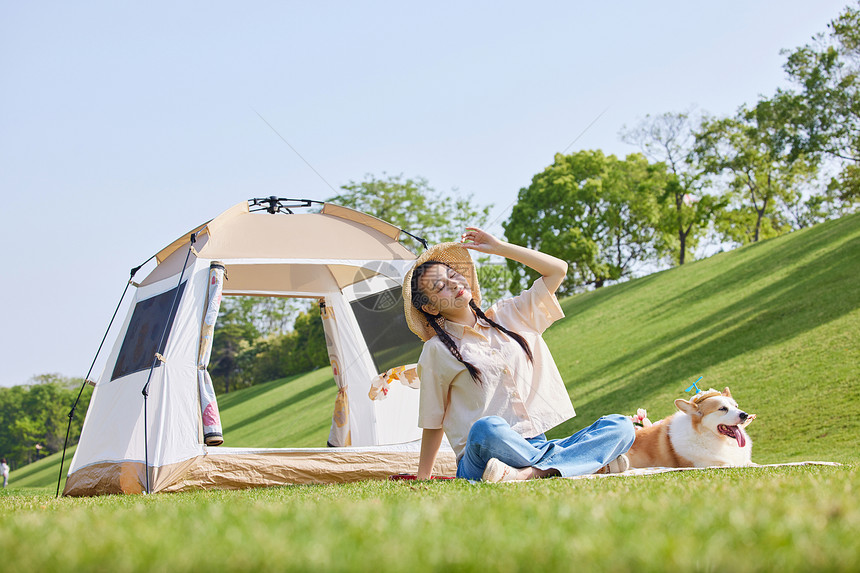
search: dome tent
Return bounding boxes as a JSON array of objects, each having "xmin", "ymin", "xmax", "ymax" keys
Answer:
[{"xmin": 63, "ymin": 198, "xmax": 456, "ymax": 496}]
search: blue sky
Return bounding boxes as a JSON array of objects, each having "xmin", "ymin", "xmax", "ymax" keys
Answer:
[{"xmin": 0, "ymin": 1, "xmax": 848, "ymax": 386}]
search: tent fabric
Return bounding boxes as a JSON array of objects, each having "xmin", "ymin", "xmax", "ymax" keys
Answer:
[
  {"xmin": 197, "ymin": 262, "xmax": 225, "ymax": 445},
  {"xmin": 155, "ymin": 200, "xmax": 246, "ymax": 264},
  {"xmin": 155, "ymin": 201, "xmax": 413, "ymax": 265},
  {"xmin": 69, "ymin": 264, "xmax": 210, "ymax": 476},
  {"xmin": 319, "ymin": 203, "xmax": 402, "ymax": 240},
  {"xmin": 65, "ymin": 201, "xmax": 431, "ymax": 496},
  {"xmin": 322, "ymin": 301, "xmax": 351, "ymax": 447},
  {"xmin": 63, "ymin": 443, "xmax": 457, "ymax": 496}
]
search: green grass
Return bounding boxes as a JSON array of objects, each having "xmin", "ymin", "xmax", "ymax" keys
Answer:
[
  {"xmin": 215, "ymin": 367, "xmax": 337, "ymax": 447},
  {"xmin": 5, "ymin": 446, "xmax": 77, "ymax": 492},
  {"xmin": 5, "ymin": 213, "xmax": 859, "ymax": 571},
  {"xmin": 1, "ymin": 465, "xmax": 857, "ymax": 571}
]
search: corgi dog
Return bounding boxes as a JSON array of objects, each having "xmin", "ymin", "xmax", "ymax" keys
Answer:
[{"xmin": 626, "ymin": 387, "xmax": 756, "ymax": 468}]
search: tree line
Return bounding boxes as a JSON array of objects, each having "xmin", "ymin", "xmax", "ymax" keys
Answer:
[
  {"xmin": 508, "ymin": 2, "xmax": 860, "ymax": 293},
  {"xmin": 0, "ymin": 374, "xmax": 90, "ymax": 471}
]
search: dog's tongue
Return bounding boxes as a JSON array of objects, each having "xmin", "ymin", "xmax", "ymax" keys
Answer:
[{"xmin": 733, "ymin": 427, "xmax": 746, "ymax": 448}]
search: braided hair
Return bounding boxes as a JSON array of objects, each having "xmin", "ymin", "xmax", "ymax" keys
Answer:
[
  {"xmin": 411, "ymin": 261, "xmax": 533, "ymax": 384},
  {"xmin": 468, "ymin": 299, "xmax": 533, "ymax": 363}
]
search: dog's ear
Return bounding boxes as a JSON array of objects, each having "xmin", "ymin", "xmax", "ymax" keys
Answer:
[
  {"xmin": 722, "ymin": 387, "xmax": 732, "ymax": 398},
  {"xmin": 675, "ymin": 398, "xmax": 698, "ymax": 415}
]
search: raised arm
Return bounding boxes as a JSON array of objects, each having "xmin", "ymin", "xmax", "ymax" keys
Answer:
[{"xmin": 460, "ymin": 227, "xmax": 568, "ymax": 293}]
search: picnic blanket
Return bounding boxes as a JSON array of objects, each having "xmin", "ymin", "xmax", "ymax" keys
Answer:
[{"xmin": 565, "ymin": 461, "xmax": 842, "ymax": 480}]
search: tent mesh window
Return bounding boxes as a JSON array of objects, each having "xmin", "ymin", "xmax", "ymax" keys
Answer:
[
  {"xmin": 111, "ymin": 282, "xmax": 187, "ymax": 381},
  {"xmin": 350, "ymin": 286, "xmax": 423, "ymax": 373}
]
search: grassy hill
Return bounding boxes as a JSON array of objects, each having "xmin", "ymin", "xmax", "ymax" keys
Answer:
[
  {"xmin": 11, "ymin": 212, "xmax": 859, "ymax": 490},
  {"xmin": 215, "ymin": 367, "xmax": 337, "ymax": 447},
  {"xmin": 546, "ymin": 211, "xmax": 859, "ymax": 464}
]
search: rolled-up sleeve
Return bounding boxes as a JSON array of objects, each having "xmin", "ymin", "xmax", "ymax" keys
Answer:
[
  {"xmin": 416, "ymin": 340, "xmax": 452, "ymax": 429},
  {"xmin": 491, "ymin": 276, "xmax": 564, "ymax": 334}
]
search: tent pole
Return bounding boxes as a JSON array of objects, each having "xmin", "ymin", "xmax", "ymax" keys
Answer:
[
  {"xmin": 55, "ymin": 257, "xmax": 154, "ymax": 498},
  {"xmin": 141, "ymin": 234, "xmax": 196, "ymax": 494},
  {"xmin": 399, "ymin": 229, "xmax": 428, "ymax": 250}
]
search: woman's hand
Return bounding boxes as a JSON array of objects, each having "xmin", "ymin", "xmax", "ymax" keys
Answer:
[
  {"xmin": 461, "ymin": 226, "xmax": 568, "ymax": 293},
  {"xmin": 460, "ymin": 227, "xmax": 504, "ymax": 255}
]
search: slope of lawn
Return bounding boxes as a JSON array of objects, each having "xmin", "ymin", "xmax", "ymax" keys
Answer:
[
  {"xmin": 6, "ymin": 445, "xmax": 77, "ymax": 493},
  {"xmin": 214, "ymin": 367, "xmax": 337, "ymax": 447}
]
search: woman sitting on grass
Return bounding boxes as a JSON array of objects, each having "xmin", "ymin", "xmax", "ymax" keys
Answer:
[{"xmin": 405, "ymin": 227, "xmax": 634, "ymax": 482}]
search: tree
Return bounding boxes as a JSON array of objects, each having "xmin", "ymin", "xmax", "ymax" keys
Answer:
[
  {"xmin": 475, "ymin": 261, "xmax": 514, "ymax": 309},
  {"xmin": 210, "ymin": 296, "xmax": 304, "ymax": 393},
  {"xmin": 781, "ymin": 1, "xmax": 860, "ymax": 204},
  {"xmin": 243, "ymin": 297, "xmax": 301, "ymax": 337},
  {"xmin": 217, "ymin": 296, "xmax": 301, "ymax": 340},
  {"xmin": 694, "ymin": 98, "xmax": 817, "ymax": 244},
  {"xmin": 0, "ymin": 374, "xmax": 90, "ymax": 469},
  {"xmin": 210, "ymin": 322, "xmax": 253, "ymax": 393},
  {"xmin": 782, "ymin": 3, "xmax": 860, "ymax": 164},
  {"xmin": 327, "ymin": 173, "xmax": 492, "ymax": 252},
  {"xmin": 504, "ymin": 150, "xmax": 670, "ymax": 293},
  {"xmin": 230, "ymin": 307, "xmax": 330, "ymax": 390},
  {"xmin": 620, "ymin": 111, "xmax": 726, "ymax": 264},
  {"xmin": 285, "ymin": 308, "xmax": 329, "ymax": 371},
  {"xmin": 0, "ymin": 386, "xmax": 27, "ymax": 467}
]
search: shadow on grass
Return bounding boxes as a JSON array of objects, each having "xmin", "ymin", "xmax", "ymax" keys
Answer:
[
  {"xmin": 222, "ymin": 377, "xmax": 334, "ymax": 433},
  {"xmin": 9, "ymin": 451, "xmax": 68, "ymax": 481},
  {"xmin": 554, "ymin": 214, "xmax": 860, "ymax": 430},
  {"xmin": 647, "ymin": 214, "xmax": 858, "ymax": 317},
  {"xmin": 6, "ymin": 448, "xmax": 78, "ymax": 491},
  {"xmin": 287, "ymin": 419, "xmax": 334, "ymax": 445},
  {"xmin": 215, "ymin": 371, "xmax": 312, "ymax": 409},
  {"xmin": 558, "ymin": 271, "xmax": 663, "ymax": 323}
]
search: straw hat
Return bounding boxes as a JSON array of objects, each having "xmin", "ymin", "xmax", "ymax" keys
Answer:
[{"xmin": 403, "ymin": 242, "xmax": 481, "ymax": 342}]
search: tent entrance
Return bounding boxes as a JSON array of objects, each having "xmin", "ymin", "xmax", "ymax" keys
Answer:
[{"xmin": 208, "ymin": 280, "xmax": 423, "ymax": 450}]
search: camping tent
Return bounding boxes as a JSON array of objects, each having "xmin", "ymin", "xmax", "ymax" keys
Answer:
[{"xmin": 63, "ymin": 199, "xmax": 456, "ymax": 496}]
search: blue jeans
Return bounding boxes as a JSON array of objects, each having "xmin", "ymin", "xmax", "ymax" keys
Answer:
[{"xmin": 456, "ymin": 414, "xmax": 635, "ymax": 480}]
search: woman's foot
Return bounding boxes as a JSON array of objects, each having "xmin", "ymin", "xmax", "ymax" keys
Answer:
[
  {"xmin": 482, "ymin": 458, "xmax": 559, "ymax": 482},
  {"xmin": 596, "ymin": 453, "xmax": 630, "ymax": 474},
  {"xmin": 482, "ymin": 458, "xmax": 520, "ymax": 482}
]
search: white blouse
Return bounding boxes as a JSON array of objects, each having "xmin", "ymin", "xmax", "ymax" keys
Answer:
[{"xmin": 417, "ymin": 276, "xmax": 576, "ymax": 458}]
